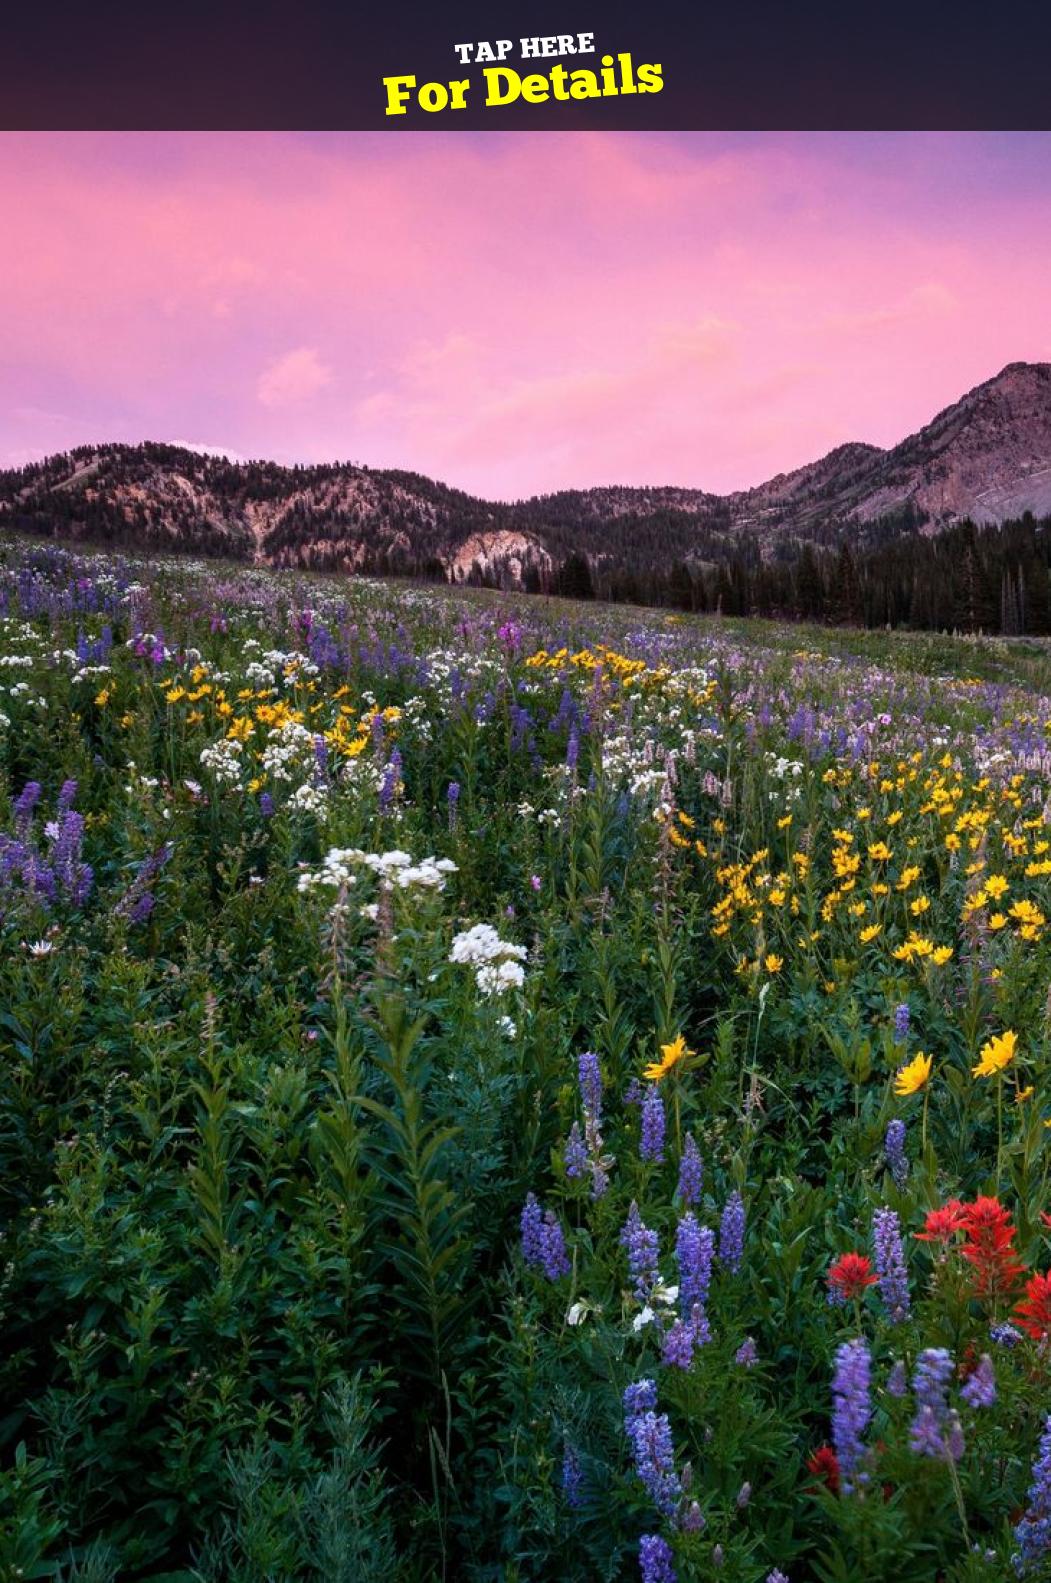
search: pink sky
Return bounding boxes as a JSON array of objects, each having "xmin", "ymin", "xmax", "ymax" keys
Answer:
[{"xmin": 1, "ymin": 131, "xmax": 1049, "ymax": 499}]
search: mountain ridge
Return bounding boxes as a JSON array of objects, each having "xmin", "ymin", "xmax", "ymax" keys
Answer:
[{"xmin": 2, "ymin": 361, "xmax": 1050, "ymax": 587}]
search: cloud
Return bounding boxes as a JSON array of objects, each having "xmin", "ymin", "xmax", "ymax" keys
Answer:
[
  {"xmin": 257, "ymin": 347, "xmax": 333, "ymax": 409},
  {"xmin": 170, "ymin": 438, "xmax": 249, "ymax": 461},
  {"xmin": 2, "ymin": 133, "xmax": 1050, "ymax": 496}
]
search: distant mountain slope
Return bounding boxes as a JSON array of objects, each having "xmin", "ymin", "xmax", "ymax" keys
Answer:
[{"xmin": 2, "ymin": 362, "xmax": 1049, "ymax": 583}]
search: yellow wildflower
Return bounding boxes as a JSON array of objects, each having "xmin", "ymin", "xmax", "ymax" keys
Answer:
[
  {"xmin": 894, "ymin": 1052, "xmax": 932, "ymax": 1097},
  {"xmin": 972, "ymin": 1030, "xmax": 1017, "ymax": 1079},
  {"xmin": 643, "ymin": 1034, "xmax": 693, "ymax": 1083}
]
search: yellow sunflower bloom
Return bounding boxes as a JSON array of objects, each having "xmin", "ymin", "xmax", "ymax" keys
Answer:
[
  {"xmin": 643, "ymin": 1034, "xmax": 694, "ymax": 1083},
  {"xmin": 894, "ymin": 1052, "xmax": 932, "ymax": 1097},
  {"xmin": 972, "ymin": 1030, "xmax": 1017, "ymax": 1079}
]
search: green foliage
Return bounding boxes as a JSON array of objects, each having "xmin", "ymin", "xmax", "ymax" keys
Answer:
[{"xmin": 2, "ymin": 540, "xmax": 1051, "ymax": 1579}]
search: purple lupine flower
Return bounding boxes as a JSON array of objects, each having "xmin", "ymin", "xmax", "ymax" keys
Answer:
[
  {"xmin": 565, "ymin": 729, "xmax": 580, "ymax": 772},
  {"xmin": 991, "ymin": 1321, "xmax": 1023, "ymax": 1349},
  {"xmin": 676, "ymin": 1133, "xmax": 703, "ymax": 1206},
  {"xmin": 56, "ymin": 779, "xmax": 78, "ymax": 814},
  {"xmin": 520, "ymin": 1193, "xmax": 545, "ymax": 1266},
  {"xmin": 945, "ymin": 1411, "xmax": 965, "ymax": 1462},
  {"xmin": 126, "ymin": 891, "xmax": 155, "ymax": 924},
  {"xmin": 561, "ymin": 1442, "xmax": 584, "ymax": 1508},
  {"xmin": 872, "ymin": 1207, "xmax": 910, "ymax": 1323},
  {"xmin": 910, "ymin": 1406, "xmax": 947, "ymax": 1459},
  {"xmin": 884, "ymin": 1119, "xmax": 908, "ymax": 1189},
  {"xmin": 661, "ymin": 1318, "xmax": 697, "ymax": 1371},
  {"xmin": 51, "ymin": 807, "xmax": 92, "ymax": 907},
  {"xmin": 564, "ymin": 1122, "xmax": 588, "ymax": 1179},
  {"xmin": 640, "ymin": 1086, "xmax": 666, "ymax": 1163},
  {"xmin": 719, "ymin": 1192, "xmax": 746, "ymax": 1274},
  {"xmin": 766, "ymin": 1573, "xmax": 790, "ymax": 1583},
  {"xmin": 621, "ymin": 1202, "xmax": 660, "ymax": 1301},
  {"xmin": 114, "ymin": 841, "xmax": 173, "ymax": 924},
  {"xmin": 735, "ymin": 1337, "xmax": 758, "ymax": 1368},
  {"xmin": 578, "ymin": 1051, "xmax": 603, "ymax": 1120},
  {"xmin": 13, "ymin": 781, "xmax": 42, "ymax": 834},
  {"xmin": 675, "ymin": 1214, "xmax": 714, "ymax": 1312},
  {"xmin": 539, "ymin": 1211, "xmax": 571, "ymax": 1280},
  {"xmin": 378, "ymin": 750, "xmax": 401, "ymax": 811},
  {"xmin": 56, "ymin": 815, "xmax": 88, "ymax": 894},
  {"xmin": 831, "ymin": 1338, "xmax": 872, "ymax": 1495},
  {"xmin": 625, "ymin": 1410, "xmax": 682, "ymax": 1517},
  {"xmin": 639, "ymin": 1534, "xmax": 676, "ymax": 1583},
  {"xmin": 962, "ymin": 1354, "xmax": 997, "ymax": 1410},
  {"xmin": 909, "ymin": 1348, "xmax": 954, "ymax": 1458},
  {"xmin": 893, "ymin": 1002, "xmax": 910, "ymax": 1043},
  {"xmin": 682, "ymin": 1501, "xmax": 705, "ymax": 1532},
  {"xmin": 1013, "ymin": 1414, "xmax": 1051, "ymax": 1574},
  {"xmin": 576, "ymin": 1052, "xmax": 606, "ymax": 1194},
  {"xmin": 623, "ymin": 1379, "xmax": 658, "ymax": 1422},
  {"xmin": 886, "ymin": 1360, "xmax": 908, "ymax": 1398},
  {"xmin": 624, "ymin": 1078, "xmax": 643, "ymax": 1107},
  {"xmin": 588, "ymin": 1148, "xmax": 612, "ymax": 1201},
  {"xmin": 259, "ymin": 791, "xmax": 274, "ymax": 818},
  {"xmin": 446, "ymin": 781, "xmax": 460, "ymax": 831}
]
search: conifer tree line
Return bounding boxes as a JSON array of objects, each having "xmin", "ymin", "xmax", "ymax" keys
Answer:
[
  {"xmin": 4, "ymin": 445, "xmax": 1051, "ymax": 635},
  {"xmin": 457, "ymin": 515, "xmax": 1051, "ymax": 636}
]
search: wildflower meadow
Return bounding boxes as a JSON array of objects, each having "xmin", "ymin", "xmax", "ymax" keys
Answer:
[{"xmin": 5, "ymin": 538, "xmax": 1051, "ymax": 1581}]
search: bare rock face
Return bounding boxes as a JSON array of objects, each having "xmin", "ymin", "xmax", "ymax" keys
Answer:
[
  {"xmin": 724, "ymin": 363, "xmax": 1051, "ymax": 539},
  {"xmin": 1, "ymin": 363, "xmax": 1049, "ymax": 580},
  {"xmin": 861, "ymin": 362, "xmax": 1051, "ymax": 527}
]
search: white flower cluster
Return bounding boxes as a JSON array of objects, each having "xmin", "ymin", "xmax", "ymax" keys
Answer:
[
  {"xmin": 342, "ymin": 755, "xmax": 385, "ymax": 793},
  {"xmin": 289, "ymin": 783, "xmax": 329, "ymax": 819},
  {"xmin": 199, "ymin": 738, "xmax": 243, "ymax": 786},
  {"xmin": 297, "ymin": 847, "xmax": 458, "ymax": 895},
  {"xmin": 245, "ymin": 661, "xmax": 277, "ymax": 688},
  {"xmin": 765, "ymin": 752, "xmax": 804, "ymax": 803},
  {"xmin": 261, "ymin": 719, "xmax": 316, "ymax": 783},
  {"xmin": 449, "ymin": 924, "xmax": 527, "ymax": 997}
]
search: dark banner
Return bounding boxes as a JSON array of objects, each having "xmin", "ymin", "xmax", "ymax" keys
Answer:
[{"xmin": 7, "ymin": 0, "xmax": 1051, "ymax": 130}]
